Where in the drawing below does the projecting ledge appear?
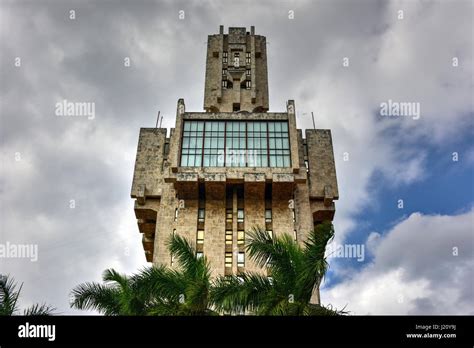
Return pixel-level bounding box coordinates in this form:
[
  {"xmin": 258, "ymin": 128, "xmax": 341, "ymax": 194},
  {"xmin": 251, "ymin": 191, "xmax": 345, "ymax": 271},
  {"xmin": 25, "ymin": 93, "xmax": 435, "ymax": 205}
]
[{"xmin": 272, "ymin": 173, "xmax": 295, "ymax": 183}]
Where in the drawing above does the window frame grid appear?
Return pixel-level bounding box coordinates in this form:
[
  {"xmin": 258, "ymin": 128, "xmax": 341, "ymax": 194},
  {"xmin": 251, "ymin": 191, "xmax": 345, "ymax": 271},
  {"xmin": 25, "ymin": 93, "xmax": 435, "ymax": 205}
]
[{"xmin": 180, "ymin": 121, "xmax": 290, "ymax": 168}]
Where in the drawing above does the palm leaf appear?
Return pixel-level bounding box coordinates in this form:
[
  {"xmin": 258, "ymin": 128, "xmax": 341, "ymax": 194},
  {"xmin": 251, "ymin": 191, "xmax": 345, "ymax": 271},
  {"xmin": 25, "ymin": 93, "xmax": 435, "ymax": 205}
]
[
  {"xmin": 0, "ymin": 274, "xmax": 21, "ymax": 316},
  {"xmin": 70, "ymin": 282, "xmax": 122, "ymax": 315},
  {"xmin": 211, "ymin": 272, "xmax": 273, "ymax": 314},
  {"xmin": 23, "ymin": 303, "xmax": 56, "ymax": 316},
  {"xmin": 299, "ymin": 222, "xmax": 334, "ymax": 301}
]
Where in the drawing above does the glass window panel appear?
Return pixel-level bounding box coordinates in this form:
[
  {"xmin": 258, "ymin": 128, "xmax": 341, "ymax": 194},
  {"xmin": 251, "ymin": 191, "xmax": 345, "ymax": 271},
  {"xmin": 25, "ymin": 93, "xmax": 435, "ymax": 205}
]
[
  {"xmin": 196, "ymin": 137, "xmax": 203, "ymax": 149},
  {"xmin": 281, "ymin": 122, "xmax": 288, "ymax": 131},
  {"xmin": 197, "ymin": 230, "xmax": 204, "ymax": 243},
  {"xmin": 237, "ymin": 231, "xmax": 245, "ymax": 244},
  {"xmin": 265, "ymin": 209, "xmax": 272, "ymax": 222},
  {"xmin": 248, "ymin": 154, "xmax": 256, "ymax": 167},
  {"xmin": 195, "ymin": 155, "xmax": 202, "ymax": 166},
  {"xmin": 237, "ymin": 252, "xmax": 245, "ymax": 265},
  {"xmin": 270, "ymin": 156, "xmax": 276, "ymax": 167},
  {"xmin": 276, "ymin": 156, "xmax": 283, "ymax": 167},
  {"xmin": 182, "ymin": 138, "xmax": 189, "ymax": 148},
  {"xmin": 184, "ymin": 122, "xmax": 191, "ymax": 131},
  {"xmin": 268, "ymin": 122, "xmax": 275, "ymax": 131},
  {"xmin": 218, "ymin": 152, "xmax": 225, "ymax": 166},
  {"xmin": 237, "ymin": 209, "xmax": 244, "ymax": 222},
  {"xmin": 225, "ymin": 254, "xmax": 232, "ymax": 266},
  {"xmin": 181, "ymin": 155, "xmax": 188, "ymax": 166},
  {"xmin": 256, "ymin": 156, "xmax": 262, "ymax": 167},
  {"xmin": 247, "ymin": 138, "xmax": 254, "ymax": 149},
  {"xmin": 197, "ymin": 122, "xmax": 204, "ymax": 131},
  {"xmin": 198, "ymin": 209, "xmax": 205, "ymax": 221},
  {"xmin": 276, "ymin": 138, "xmax": 283, "ymax": 149},
  {"xmin": 187, "ymin": 155, "xmax": 194, "ymax": 166},
  {"xmin": 240, "ymin": 154, "xmax": 246, "ymax": 166}
]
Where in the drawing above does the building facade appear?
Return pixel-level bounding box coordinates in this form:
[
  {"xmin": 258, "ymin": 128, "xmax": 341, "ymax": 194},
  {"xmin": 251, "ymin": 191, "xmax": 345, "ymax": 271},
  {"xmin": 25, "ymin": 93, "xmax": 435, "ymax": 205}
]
[{"xmin": 131, "ymin": 26, "xmax": 339, "ymax": 302}]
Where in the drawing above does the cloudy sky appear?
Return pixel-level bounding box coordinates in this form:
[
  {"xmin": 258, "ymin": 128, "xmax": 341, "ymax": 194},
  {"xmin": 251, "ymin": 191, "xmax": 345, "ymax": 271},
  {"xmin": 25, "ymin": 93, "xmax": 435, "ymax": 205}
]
[{"xmin": 1, "ymin": 0, "xmax": 473, "ymax": 315}]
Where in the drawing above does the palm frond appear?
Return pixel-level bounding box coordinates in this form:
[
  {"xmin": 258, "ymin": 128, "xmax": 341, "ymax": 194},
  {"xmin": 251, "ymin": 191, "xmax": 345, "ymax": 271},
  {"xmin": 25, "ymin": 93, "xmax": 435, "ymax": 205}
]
[
  {"xmin": 23, "ymin": 303, "xmax": 56, "ymax": 316},
  {"xmin": 134, "ymin": 266, "xmax": 187, "ymax": 303},
  {"xmin": 303, "ymin": 303, "xmax": 348, "ymax": 316},
  {"xmin": 167, "ymin": 234, "xmax": 208, "ymax": 277},
  {"xmin": 245, "ymin": 227, "xmax": 275, "ymax": 268},
  {"xmin": 246, "ymin": 228, "xmax": 305, "ymax": 299},
  {"xmin": 299, "ymin": 222, "xmax": 334, "ymax": 300},
  {"xmin": 70, "ymin": 282, "xmax": 122, "ymax": 315},
  {"xmin": 211, "ymin": 272, "xmax": 273, "ymax": 314},
  {"xmin": 102, "ymin": 269, "xmax": 130, "ymax": 290},
  {"xmin": 0, "ymin": 274, "xmax": 21, "ymax": 316}
]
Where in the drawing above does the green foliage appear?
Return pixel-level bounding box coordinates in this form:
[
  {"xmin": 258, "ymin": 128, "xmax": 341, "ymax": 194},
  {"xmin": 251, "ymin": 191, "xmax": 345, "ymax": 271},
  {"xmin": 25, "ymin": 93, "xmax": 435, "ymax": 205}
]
[
  {"xmin": 71, "ymin": 222, "xmax": 346, "ymax": 316},
  {"xmin": 0, "ymin": 274, "xmax": 56, "ymax": 316},
  {"xmin": 211, "ymin": 221, "xmax": 346, "ymax": 315},
  {"xmin": 70, "ymin": 234, "xmax": 217, "ymax": 315}
]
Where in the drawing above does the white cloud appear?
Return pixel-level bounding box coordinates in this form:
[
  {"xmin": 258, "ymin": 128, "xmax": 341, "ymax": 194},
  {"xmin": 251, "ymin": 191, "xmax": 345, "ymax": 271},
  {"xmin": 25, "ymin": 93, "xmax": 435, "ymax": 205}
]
[{"xmin": 322, "ymin": 210, "xmax": 474, "ymax": 314}]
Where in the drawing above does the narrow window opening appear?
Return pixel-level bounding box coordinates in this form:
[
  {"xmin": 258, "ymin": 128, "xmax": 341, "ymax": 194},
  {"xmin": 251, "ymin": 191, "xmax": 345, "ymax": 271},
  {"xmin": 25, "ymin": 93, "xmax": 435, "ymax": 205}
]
[
  {"xmin": 237, "ymin": 252, "xmax": 245, "ymax": 267},
  {"xmin": 237, "ymin": 230, "xmax": 245, "ymax": 245},
  {"xmin": 237, "ymin": 209, "xmax": 244, "ymax": 223},
  {"xmin": 197, "ymin": 230, "xmax": 204, "ymax": 244}
]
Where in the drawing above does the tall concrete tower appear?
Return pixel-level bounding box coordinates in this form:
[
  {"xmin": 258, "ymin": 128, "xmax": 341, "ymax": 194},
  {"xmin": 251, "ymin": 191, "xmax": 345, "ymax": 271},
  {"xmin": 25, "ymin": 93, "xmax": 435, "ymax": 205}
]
[{"xmin": 131, "ymin": 26, "xmax": 339, "ymax": 304}]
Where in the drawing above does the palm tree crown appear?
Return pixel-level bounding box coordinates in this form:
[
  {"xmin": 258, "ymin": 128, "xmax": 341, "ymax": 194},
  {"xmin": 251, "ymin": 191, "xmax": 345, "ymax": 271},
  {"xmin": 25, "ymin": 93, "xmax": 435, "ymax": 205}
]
[
  {"xmin": 70, "ymin": 234, "xmax": 217, "ymax": 315},
  {"xmin": 71, "ymin": 222, "xmax": 345, "ymax": 315},
  {"xmin": 211, "ymin": 221, "xmax": 343, "ymax": 315},
  {"xmin": 0, "ymin": 274, "xmax": 56, "ymax": 316}
]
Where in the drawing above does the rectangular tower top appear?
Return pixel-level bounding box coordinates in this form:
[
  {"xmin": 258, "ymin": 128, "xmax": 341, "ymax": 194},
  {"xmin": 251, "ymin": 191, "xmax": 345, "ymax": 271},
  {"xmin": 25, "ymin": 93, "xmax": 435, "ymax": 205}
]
[{"xmin": 203, "ymin": 26, "xmax": 269, "ymax": 113}]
